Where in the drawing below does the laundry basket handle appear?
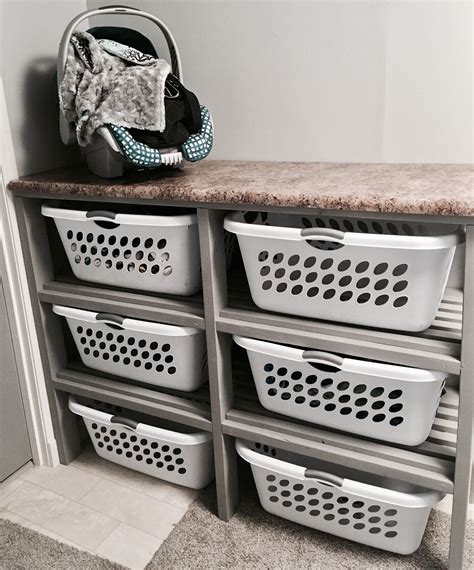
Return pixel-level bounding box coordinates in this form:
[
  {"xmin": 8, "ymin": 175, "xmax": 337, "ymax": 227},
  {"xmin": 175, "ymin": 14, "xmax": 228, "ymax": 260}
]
[
  {"xmin": 302, "ymin": 351, "xmax": 344, "ymax": 369},
  {"xmin": 85, "ymin": 210, "xmax": 118, "ymax": 221},
  {"xmin": 110, "ymin": 416, "xmax": 139, "ymax": 430},
  {"xmin": 57, "ymin": 5, "xmax": 183, "ymax": 85},
  {"xmin": 96, "ymin": 313, "xmax": 125, "ymax": 327},
  {"xmin": 300, "ymin": 228, "xmax": 345, "ymax": 243},
  {"xmin": 304, "ymin": 469, "xmax": 343, "ymax": 487}
]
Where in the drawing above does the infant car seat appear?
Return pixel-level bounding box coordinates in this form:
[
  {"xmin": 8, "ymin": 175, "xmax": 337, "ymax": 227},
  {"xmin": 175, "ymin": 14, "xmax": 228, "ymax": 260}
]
[{"xmin": 57, "ymin": 5, "xmax": 213, "ymax": 178}]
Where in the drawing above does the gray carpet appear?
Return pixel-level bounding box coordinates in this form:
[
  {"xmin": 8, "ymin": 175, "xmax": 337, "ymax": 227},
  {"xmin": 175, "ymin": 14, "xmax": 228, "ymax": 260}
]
[
  {"xmin": 2, "ymin": 479, "xmax": 472, "ymax": 570},
  {"xmin": 147, "ymin": 472, "xmax": 473, "ymax": 570},
  {"xmin": 0, "ymin": 519, "xmax": 124, "ymax": 570}
]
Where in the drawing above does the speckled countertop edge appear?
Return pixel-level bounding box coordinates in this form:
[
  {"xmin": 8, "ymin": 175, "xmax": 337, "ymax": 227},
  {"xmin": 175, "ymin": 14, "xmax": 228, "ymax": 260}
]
[{"xmin": 8, "ymin": 160, "xmax": 474, "ymax": 217}]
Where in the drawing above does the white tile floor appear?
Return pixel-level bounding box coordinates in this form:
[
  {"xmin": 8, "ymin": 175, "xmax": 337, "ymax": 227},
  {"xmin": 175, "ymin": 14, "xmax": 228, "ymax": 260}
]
[
  {"xmin": 0, "ymin": 446, "xmax": 197, "ymax": 569},
  {"xmin": 1, "ymin": 449, "xmax": 472, "ymax": 569}
]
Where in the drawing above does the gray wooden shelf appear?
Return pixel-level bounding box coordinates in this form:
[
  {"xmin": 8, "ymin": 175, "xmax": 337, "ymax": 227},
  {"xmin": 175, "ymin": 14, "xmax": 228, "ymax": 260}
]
[
  {"xmin": 229, "ymin": 363, "xmax": 457, "ymax": 492},
  {"xmin": 66, "ymin": 360, "xmax": 212, "ymax": 409},
  {"xmin": 54, "ymin": 367, "xmax": 212, "ymax": 431},
  {"xmin": 219, "ymin": 308, "xmax": 461, "ymax": 374},
  {"xmin": 228, "ymin": 287, "xmax": 463, "ymax": 345},
  {"xmin": 12, "ymin": 195, "xmax": 473, "ymax": 569},
  {"xmin": 233, "ymin": 369, "xmax": 458, "ymax": 464},
  {"xmin": 39, "ymin": 278, "xmax": 205, "ymax": 329},
  {"xmin": 228, "ymin": 268, "xmax": 463, "ymax": 342},
  {"xmin": 224, "ymin": 275, "xmax": 462, "ymax": 374},
  {"xmin": 229, "ymin": 399, "xmax": 456, "ymax": 486},
  {"xmin": 223, "ymin": 410, "xmax": 454, "ymax": 493}
]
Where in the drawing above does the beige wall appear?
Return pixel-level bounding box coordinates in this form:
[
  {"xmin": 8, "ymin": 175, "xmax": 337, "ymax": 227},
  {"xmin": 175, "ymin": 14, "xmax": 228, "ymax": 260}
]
[
  {"xmin": 87, "ymin": 0, "xmax": 473, "ymax": 164},
  {"xmin": 1, "ymin": 0, "xmax": 85, "ymax": 176}
]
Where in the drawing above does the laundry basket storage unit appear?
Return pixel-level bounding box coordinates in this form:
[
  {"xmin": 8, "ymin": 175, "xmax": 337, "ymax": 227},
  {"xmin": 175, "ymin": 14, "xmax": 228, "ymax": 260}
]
[
  {"xmin": 42, "ymin": 202, "xmax": 202, "ymax": 295},
  {"xmin": 69, "ymin": 395, "xmax": 214, "ymax": 488},
  {"xmin": 234, "ymin": 336, "xmax": 446, "ymax": 446},
  {"xmin": 54, "ymin": 305, "xmax": 206, "ymax": 391},
  {"xmin": 237, "ymin": 440, "xmax": 444, "ymax": 554},
  {"xmin": 224, "ymin": 212, "xmax": 463, "ymax": 331}
]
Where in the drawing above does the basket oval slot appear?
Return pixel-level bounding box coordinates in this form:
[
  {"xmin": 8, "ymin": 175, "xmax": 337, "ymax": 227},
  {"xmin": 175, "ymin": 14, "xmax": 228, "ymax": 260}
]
[
  {"xmin": 302, "ymin": 350, "xmax": 344, "ymax": 369},
  {"xmin": 304, "ymin": 469, "xmax": 343, "ymax": 487},
  {"xmin": 110, "ymin": 416, "xmax": 139, "ymax": 430},
  {"xmin": 85, "ymin": 210, "xmax": 117, "ymax": 220},
  {"xmin": 95, "ymin": 313, "xmax": 125, "ymax": 327},
  {"xmin": 300, "ymin": 227, "xmax": 345, "ymax": 242}
]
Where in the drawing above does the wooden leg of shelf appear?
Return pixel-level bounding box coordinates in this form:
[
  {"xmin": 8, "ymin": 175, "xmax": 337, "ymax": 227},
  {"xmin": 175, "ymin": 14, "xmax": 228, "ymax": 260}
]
[
  {"xmin": 214, "ymin": 429, "xmax": 239, "ymax": 521},
  {"xmin": 198, "ymin": 208, "xmax": 239, "ymax": 520},
  {"xmin": 449, "ymin": 225, "xmax": 474, "ymax": 570}
]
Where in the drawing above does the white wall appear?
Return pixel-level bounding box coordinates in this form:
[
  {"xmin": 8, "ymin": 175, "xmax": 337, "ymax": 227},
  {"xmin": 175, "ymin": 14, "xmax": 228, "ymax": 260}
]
[
  {"xmin": 1, "ymin": 0, "xmax": 85, "ymax": 176},
  {"xmin": 1, "ymin": 1, "xmax": 470, "ymax": 170},
  {"xmin": 87, "ymin": 0, "xmax": 473, "ymax": 164}
]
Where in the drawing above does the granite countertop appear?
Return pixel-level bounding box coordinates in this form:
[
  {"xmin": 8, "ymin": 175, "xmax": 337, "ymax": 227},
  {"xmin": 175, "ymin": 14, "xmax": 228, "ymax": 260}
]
[{"xmin": 8, "ymin": 160, "xmax": 474, "ymax": 217}]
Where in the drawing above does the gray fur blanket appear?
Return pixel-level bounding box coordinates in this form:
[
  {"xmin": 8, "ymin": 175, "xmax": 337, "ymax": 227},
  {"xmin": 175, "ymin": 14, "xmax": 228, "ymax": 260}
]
[{"xmin": 59, "ymin": 32, "xmax": 170, "ymax": 146}]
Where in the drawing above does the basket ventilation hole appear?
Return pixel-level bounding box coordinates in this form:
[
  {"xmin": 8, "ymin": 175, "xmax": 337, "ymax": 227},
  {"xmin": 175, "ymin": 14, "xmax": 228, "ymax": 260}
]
[
  {"xmin": 66, "ymin": 232, "xmax": 172, "ymax": 277},
  {"xmin": 261, "ymin": 361, "xmax": 405, "ymax": 425},
  {"xmin": 296, "ymin": 216, "xmax": 425, "ymax": 238},
  {"xmin": 256, "ymin": 249, "xmax": 410, "ymax": 308},
  {"xmin": 91, "ymin": 423, "xmax": 186, "ymax": 474},
  {"xmin": 77, "ymin": 327, "xmax": 176, "ymax": 374},
  {"xmin": 255, "ymin": 443, "xmax": 277, "ymax": 456},
  {"xmin": 264, "ymin": 476, "xmax": 399, "ymax": 537}
]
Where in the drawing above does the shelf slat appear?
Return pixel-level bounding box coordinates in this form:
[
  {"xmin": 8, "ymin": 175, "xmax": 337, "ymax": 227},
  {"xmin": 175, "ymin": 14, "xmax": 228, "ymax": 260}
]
[
  {"xmin": 233, "ymin": 371, "xmax": 458, "ymax": 461},
  {"xmin": 223, "ymin": 277, "xmax": 461, "ymax": 373},
  {"xmin": 222, "ymin": 302, "xmax": 462, "ymax": 352},
  {"xmin": 231, "ymin": 341, "xmax": 459, "ymax": 471},
  {"xmin": 219, "ymin": 312, "xmax": 460, "ymax": 374},
  {"xmin": 227, "ymin": 269, "xmax": 462, "ymax": 340},
  {"xmin": 54, "ymin": 367, "xmax": 212, "ymax": 431},
  {"xmin": 53, "ymin": 274, "xmax": 204, "ymax": 310},
  {"xmin": 40, "ymin": 279, "xmax": 205, "ymax": 329},
  {"xmin": 68, "ymin": 360, "xmax": 212, "ymax": 407},
  {"xmin": 224, "ymin": 409, "xmax": 455, "ymax": 493}
]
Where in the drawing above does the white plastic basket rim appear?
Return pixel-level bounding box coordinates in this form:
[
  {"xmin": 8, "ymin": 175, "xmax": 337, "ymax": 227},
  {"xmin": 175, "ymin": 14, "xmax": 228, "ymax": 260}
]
[
  {"xmin": 224, "ymin": 212, "xmax": 464, "ymax": 250},
  {"xmin": 42, "ymin": 203, "xmax": 197, "ymax": 227},
  {"xmin": 53, "ymin": 305, "xmax": 201, "ymax": 336},
  {"xmin": 233, "ymin": 335, "xmax": 447, "ymax": 383},
  {"xmin": 69, "ymin": 395, "xmax": 212, "ymax": 445},
  {"xmin": 236, "ymin": 440, "xmax": 444, "ymax": 508}
]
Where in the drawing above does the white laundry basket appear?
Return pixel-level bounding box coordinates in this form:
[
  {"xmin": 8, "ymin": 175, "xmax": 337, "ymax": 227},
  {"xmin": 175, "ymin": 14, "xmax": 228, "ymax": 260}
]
[
  {"xmin": 42, "ymin": 202, "xmax": 201, "ymax": 295},
  {"xmin": 224, "ymin": 212, "xmax": 463, "ymax": 331},
  {"xmin": 69, "ymin": 395, "xmax": 214, "ymax": 489},
  {"xmin": 234, "ymin": 336, "xmax": 446, "ymax": 446},
  {"xmin": 54, "ymin": 305, "xmax": 206, "ymax": 392},
  {"xmin": 237, "ymin": 440, "xmax": 444, "ymax": 554}
]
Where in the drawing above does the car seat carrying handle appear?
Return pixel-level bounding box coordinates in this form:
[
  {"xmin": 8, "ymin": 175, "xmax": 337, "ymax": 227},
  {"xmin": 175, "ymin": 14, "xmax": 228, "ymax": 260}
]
[
  {"xmin": 57, "ymin": 5, "xmax": 183, "ymax": 85},
  {"xmin": 99, "ymin": 5, "xmax": 140, "ymax": 10}
]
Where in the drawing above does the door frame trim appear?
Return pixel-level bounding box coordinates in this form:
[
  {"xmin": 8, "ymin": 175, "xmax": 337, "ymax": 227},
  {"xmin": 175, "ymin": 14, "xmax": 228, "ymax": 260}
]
[{"xmin": 1, "ymin": 77, "xmax": 59, "ymax": 467}]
